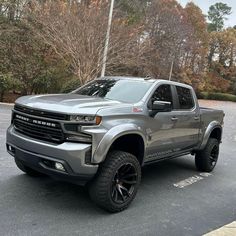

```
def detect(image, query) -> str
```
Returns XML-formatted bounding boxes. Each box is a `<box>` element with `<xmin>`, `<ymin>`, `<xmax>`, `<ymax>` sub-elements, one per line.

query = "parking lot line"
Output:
<box><xmin>173</xmin><ymin>173</ymin><xmax>212</xmax><ymax>189</ymax></box>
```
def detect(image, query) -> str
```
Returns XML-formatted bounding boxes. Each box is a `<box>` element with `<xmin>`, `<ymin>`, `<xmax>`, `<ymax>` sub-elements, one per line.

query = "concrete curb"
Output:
<box><xmin>0</xmin><ymin>102</ymin><xmax>14</xmax><ymax>106</ymax></box>
<box><xmin>204</xmin><ymin>221</ymin><xmax>236</xmax><ymax>236</ymax></box>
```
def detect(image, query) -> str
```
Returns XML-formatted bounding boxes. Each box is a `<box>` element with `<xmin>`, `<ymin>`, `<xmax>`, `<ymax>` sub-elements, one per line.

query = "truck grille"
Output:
<box><xmin>13</xmin><ymin>112</ymin><xmax>64</xmax><ymax>144</ymax></box>
<box><xmin>14</xmin><ymin>105</ymin><xmax>69</xmax><ymax>121</ymax></box>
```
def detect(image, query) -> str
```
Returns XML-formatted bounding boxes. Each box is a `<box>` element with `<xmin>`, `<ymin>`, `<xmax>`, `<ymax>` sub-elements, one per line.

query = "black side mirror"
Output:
<box><xmin>152</xmin><ymin>101</ymin><xmax>172</xmax><ymax>112</ymax></box>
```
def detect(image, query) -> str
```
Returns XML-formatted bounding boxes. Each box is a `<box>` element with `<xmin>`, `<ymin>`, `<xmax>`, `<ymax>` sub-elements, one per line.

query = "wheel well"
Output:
<box><xmin>109</xmin><ymin>134</ymin><xmax>145</xmax><ymax>165</ymax></box>
<box><xmin>210</xmin><ymin>128</ymin><xmax>222</xmax><ymax>142</ymax></box>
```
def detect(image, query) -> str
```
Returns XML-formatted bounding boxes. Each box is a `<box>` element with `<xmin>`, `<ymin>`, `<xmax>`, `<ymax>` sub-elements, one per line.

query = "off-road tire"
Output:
<box><xmin>15</xmin><ymin>158</ymin><xmax>44</xmax><ymax>177</ymax></box>
<box><xmin>195</xmin><ymin>138</ymin><xmax>219</xmax><ymax>172</ymax></box>
<box><xmin>89</xmin><ymin>151</ymin><xmax>141</xmax><ymax>213</ymax></box>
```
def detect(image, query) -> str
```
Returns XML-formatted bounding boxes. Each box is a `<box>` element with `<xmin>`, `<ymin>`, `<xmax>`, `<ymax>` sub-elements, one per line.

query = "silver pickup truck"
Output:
<box><xmin>6</xmin><ymin>77</ymin><xmax>224</xmax><ymax>212</ymax></box>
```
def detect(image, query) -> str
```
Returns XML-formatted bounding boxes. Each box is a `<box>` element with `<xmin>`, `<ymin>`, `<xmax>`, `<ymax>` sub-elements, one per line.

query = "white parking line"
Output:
<box><xmin>173</xmin><ymin>173</ymin><xmax>212</xmax><ymax>189</ymax></box>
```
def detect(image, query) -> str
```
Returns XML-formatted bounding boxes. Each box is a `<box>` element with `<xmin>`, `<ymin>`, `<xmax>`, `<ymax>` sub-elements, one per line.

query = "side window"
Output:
<box><xmin>151</xmin><ymin>84</ymin><xmax>173</xmax><ymax>107</ymax></box>
<box><xmin>176</xmin><ymin>86</ymin><xmax>194</xmax><ymax>110</ymax></box>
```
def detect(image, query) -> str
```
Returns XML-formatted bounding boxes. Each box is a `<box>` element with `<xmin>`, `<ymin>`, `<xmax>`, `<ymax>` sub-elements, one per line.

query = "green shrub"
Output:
<box><xmin>199</xmin><ymin>92</ymin><xmax>236</xmax><ymax>102</ymax></box>
<box><xmin>0</xmin><ymin>73</ymin><xmax>20</xmax><ymax>102</ymax></box>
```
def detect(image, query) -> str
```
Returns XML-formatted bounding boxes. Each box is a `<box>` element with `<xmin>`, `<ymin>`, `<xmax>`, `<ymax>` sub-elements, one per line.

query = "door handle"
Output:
<box><xmin>171</xmin><ymin>117</ymin><xmax>178</xmax><ymax>121</ymax></box>
<box><xmin>194</xmin><ymin>116</ymin><xmax>200</xmax><ymax>120</ymax></box>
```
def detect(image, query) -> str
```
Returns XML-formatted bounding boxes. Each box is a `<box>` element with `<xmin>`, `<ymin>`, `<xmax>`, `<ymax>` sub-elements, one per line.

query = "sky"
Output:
<box><xmin>178</xmin><ymin>0</ymin><xmax>236</xmax><ymax>27</ymax></box>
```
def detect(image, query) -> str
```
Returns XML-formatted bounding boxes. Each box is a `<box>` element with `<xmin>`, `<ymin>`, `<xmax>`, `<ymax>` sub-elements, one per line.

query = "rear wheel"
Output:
<box><xmin>15</xmin><ymin>158</ymin><xmax>44</xmax><ymax>177</ymax></box>
<box><xmin>195</xmin><ymin>138</ymin><xmax>219</xmax><ymax>172</ymax></box>
<box><xmin>89</xmin><ymin>151</ymin><xmax>141</xmax><ymax>213</ymax></box>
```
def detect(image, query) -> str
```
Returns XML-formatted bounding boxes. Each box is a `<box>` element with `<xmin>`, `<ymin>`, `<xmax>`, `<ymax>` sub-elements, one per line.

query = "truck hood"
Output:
<box><xmin>15</xmin><ymin>94</ymin><xmax>125</xmax><ymax>115</ymax></box>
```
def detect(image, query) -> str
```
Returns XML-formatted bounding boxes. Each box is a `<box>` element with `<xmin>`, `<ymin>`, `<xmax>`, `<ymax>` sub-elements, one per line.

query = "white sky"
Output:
<box><xmin>178</xmin><ymin>0</ymin><xmax>236</xmax><ymax>27</ymax></box>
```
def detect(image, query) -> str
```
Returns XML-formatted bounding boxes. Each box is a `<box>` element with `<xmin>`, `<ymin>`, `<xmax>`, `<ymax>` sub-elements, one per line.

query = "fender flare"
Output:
<box><xmin>92</xmin><ymin>124</ymin><xmax>146</xmax><ymax>164</ymax></box>
<box><xmin>199</xmin><ymin>121</ymin><xmax>222</xmax><ymax>150</ymax></box>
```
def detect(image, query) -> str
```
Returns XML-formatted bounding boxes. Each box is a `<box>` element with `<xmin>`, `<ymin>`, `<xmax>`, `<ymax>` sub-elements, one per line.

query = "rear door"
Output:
<box><xmin>170</xmin><ymin>85</ymin><xmax>200</xmax><ymax>152</ymax></box>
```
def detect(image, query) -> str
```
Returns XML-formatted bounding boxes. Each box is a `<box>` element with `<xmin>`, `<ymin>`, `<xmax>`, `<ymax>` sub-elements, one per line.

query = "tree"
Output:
<box><xmin>208</xmin><ymin>2</ymin><xmax>232</xmax><ymax>32</ymax></box>
<box><xmin>206</xmin><ymin>28</ymin><xmax>236</xmax><ymax>94</ymax></box>
<box><xmin>0</xmin><ymin>0</ymin><xmax>74</xmax><ymax>95</ymax></box>
<box><xmin>143</xmin><ymin>0</ymin><xmax>194</xmax><ymax>78</ymax></box>
<box><xmin>203</xmin><ymin>71</ymin><xmax>230</xmax><ymax>93</ymax></box>
<box><xmin>29</xmin><ymin>0</ymin><xmax>144</xmax><ymax>84</ymax></box>
<box><xmin>207</xmin><ymin>3</ymin><xmax>232</xmax><ymax>69</ymax></box>
<box><xmin>0</xmin><ymin>73</ymin><xmax>15</xmax><ymax>102</ymax></box>
<box><xmin>114</xmin><ymin>0</ymin><xmax>147</xmax><ymax>24</ymax></box>
<box><xmin>184</xmin><ymin>2</ymin><xmax>209</xmax><ymax>74</ymax></box>
<box><xmin>0</xmin><ymin>0</ymin><xmax>235</xmax><ymax>99</ymax></box>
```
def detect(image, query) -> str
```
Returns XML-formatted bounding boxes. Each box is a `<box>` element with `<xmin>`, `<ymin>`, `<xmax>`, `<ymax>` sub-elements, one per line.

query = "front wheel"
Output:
<box><xmin>89</xmin><ymin>151</ymin><xmax>141</xmax><ymax>213</ymax></box>
<box><xmin>195</xmin><ymin>138</ymin><xmax>220</xmax><ymax>172</ymax></box>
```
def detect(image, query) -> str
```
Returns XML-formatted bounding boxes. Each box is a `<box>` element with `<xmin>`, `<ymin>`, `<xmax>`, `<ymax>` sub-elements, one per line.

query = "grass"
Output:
<box><xmin>199</xmin><ymin>92</ymin><xmax>236</xmax><ymax>102</ymax></box>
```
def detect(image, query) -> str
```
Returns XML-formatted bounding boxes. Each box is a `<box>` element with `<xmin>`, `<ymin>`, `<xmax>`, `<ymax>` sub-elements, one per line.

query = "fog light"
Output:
<box><xmin>7</xmin><ymin>145</ymin><xmax>15</xmax><ymax>154</ymax></box>
<box><xmin>55</xmin><ymin>162</ymin><xmax>65</xmax><ymax>172</ymax></box>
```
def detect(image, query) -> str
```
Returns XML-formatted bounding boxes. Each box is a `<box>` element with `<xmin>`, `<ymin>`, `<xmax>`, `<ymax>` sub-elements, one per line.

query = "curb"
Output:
<box><xmin>204</xmin><ymin>221</ymin><xmax>236</xmax><ymax>236</ymax></box>
<box><xmin>0</xmin><ymin>102</ymin><xmax>14</xmax><ymax>106</ymax></box>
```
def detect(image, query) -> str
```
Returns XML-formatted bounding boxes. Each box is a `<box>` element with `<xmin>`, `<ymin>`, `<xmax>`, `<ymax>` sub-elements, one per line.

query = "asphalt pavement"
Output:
<box><xmin>0</xmin><ymin>100</ymin><xmax>235</xmax><ymax>236</ymax></box>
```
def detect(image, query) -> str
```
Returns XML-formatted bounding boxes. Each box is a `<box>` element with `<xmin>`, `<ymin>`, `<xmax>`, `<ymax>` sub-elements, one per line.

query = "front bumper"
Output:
<box><xmin>6</xmin><ymin>126</ymin><xmax>98</xmax><ymax>185</ymax></box>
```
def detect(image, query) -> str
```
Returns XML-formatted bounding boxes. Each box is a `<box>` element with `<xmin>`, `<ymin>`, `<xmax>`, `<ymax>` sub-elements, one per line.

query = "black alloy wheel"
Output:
<box><xmin>195</xmin><ymin>138</ymin><xmax>220</xmax><ymax>172</ymax></box>
<box><xmin>209</xmin><ymin>144</ymin><xmax>219</xmax><ymax>168</ymax></box>
<box><xmin>111</xmin><ymin>163</ymin><xmax>138</xmax><ymax>204</ymax></box>
<box><xmin>89</xmin><ymin>151</ymin><xmax>141</xmax><ymax>212</ymax></box>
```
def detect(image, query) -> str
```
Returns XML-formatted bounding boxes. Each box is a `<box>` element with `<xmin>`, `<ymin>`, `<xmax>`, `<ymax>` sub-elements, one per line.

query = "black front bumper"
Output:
<box><xmin>7</xmin><ymin>144</ymin><xmax>95</xmax><ymax>185</ymax></box>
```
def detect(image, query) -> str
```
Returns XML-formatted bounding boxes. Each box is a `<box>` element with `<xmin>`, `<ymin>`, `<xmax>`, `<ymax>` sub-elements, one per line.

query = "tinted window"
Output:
<box><xmin>151</xmin><ymin>84</ymin><xmax>173</xmax><ymax>106</ymax></box>
<box><xmin>176</xmin><ymin>86</ymin><xmax>194</xmax><ymax>109</ymax></box>
<box><xmin>73</xmin><ymin>79</ymin><xmax>153</xmax><ymax>103</ymax></box>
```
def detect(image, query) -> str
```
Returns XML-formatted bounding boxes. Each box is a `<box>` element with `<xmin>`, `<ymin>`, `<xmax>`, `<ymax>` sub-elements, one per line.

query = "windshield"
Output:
<box><xmin>73</xmin><ymin>79</ymin><xmax>153</xmax><ymax>103</ymax></box>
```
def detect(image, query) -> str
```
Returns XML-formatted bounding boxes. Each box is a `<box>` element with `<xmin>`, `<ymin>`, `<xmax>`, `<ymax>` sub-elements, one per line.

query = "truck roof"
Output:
<box><xmin>99</xmin><ymin>76</ymin><xmax>193</xmax><ymax>89</ymax></box>
<box><xmin>99</xmin><ymin>76</ymin><xmax>156</xmax><ymax>83</ymax></box>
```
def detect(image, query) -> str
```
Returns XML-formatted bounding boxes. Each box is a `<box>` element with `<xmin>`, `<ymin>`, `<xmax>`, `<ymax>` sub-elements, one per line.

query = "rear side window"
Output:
<box><xmin>176</xmin><ymin>86</ymin><xmax>194</xmax><ymax>110</ymax></box>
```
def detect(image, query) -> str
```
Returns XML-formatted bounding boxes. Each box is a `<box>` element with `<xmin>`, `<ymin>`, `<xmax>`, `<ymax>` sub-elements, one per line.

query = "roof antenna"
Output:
<box><xmin>145</xmin><ymin>75</ymin><xmax>152</xmax><ymax>80</ymax></box>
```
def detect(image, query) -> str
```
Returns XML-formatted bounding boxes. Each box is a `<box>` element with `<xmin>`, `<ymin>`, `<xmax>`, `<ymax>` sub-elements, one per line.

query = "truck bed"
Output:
<box><xmin>199</xmin><ymin>107</ymin><xmax>224</xmax><ymax>144</ymax></box>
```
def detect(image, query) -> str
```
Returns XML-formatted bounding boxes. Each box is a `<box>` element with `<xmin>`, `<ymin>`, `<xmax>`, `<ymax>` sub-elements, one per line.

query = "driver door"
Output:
<box><xmin>145</xmin><ymin>84</ymin><xmax>177</xmax><ymax>162</ymax></box>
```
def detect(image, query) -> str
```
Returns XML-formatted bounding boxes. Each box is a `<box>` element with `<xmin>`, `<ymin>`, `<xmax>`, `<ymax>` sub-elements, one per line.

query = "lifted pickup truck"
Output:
<box><xmin>6</xmin><ymin>77</ymin><xmax>224</xmax><ymax>212</ymax></box>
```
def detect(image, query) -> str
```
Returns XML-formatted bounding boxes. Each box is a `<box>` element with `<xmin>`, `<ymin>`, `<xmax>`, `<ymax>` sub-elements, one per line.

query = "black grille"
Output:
<box><xmin>14</xmin><ymin>105</ymin><xmax>69</xmax><ymax>121</ymax></box>
<box><xmin>13</xmin><ymin>113</ymin><xmax>64</xmax><ymax>144</ymax></box>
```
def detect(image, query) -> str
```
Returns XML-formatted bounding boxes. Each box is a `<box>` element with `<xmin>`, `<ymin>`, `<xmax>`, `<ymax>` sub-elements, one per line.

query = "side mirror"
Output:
<box><xmin>152</xmin><ymin>101</ymin><xmax>172</xmax><ymax>112</ymax></box>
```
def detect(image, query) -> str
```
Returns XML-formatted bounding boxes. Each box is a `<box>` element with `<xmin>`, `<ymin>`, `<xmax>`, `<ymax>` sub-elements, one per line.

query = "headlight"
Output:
<box><xmin>64</xmin><ymin>124</ymin><xmax>93</xmax><ymax>143</ymax></box>
<box><xmin>69</xmin><ymin>115</ymin><xmax>102</xmax><ymax>125</ymax></box>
